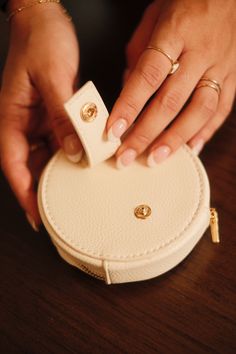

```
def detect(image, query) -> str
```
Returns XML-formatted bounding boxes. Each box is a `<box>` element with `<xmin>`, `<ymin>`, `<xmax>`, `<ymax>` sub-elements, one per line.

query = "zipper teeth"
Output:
<box><xmin>79</xmin><ymin>264</ymin><xmax>105</xmax><ymax>281</ymax></box>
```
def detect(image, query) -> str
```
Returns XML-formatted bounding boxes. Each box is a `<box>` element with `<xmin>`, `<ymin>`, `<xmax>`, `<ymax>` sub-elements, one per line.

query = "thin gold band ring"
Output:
<box><xmin>199</xmin><ymin>77</ymin><xmax>221</xmax><ymax>91</ymax></box>
<box><xmin>196</xmin><ymin>78</ymin><xmax>221</xmax><ymax>96</ymax></box>
<box><xmin>146</xmin><ymin>45</ymin><xmax>180</xmax><ymax>75</ymax></box>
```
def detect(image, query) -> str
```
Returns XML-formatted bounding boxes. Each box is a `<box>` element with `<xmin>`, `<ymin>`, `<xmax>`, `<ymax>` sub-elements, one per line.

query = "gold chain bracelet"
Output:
<box><xmin>7</xmin><ymin>0</ymin><xmax>71</xmax><ymax>22</ymax></box>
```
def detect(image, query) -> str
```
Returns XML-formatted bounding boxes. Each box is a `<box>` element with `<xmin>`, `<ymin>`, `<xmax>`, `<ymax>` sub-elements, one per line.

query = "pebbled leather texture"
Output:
<box><xmin>64</xmin><ymin>81</ymin><xmax>121</xmax><ymax>166</ymax></box>
<box><xmin>38</xmin><ymin>82</ymin><xmax>210</xmax><ymax>284</ymax></box>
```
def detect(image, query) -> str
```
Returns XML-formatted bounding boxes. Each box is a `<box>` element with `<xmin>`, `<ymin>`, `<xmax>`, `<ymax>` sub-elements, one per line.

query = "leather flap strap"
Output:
<box><xmin>64</xmin><ymin>81</ymin><xmax>121</xmax><ymax>166</ymax></box>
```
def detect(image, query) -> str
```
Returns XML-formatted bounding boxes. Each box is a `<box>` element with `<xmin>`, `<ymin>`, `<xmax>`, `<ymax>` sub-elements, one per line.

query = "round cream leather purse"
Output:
<box><xmin>38</xmin><ymin>82</ymin><xmax>219</xmax><ymax>284</ymax></box>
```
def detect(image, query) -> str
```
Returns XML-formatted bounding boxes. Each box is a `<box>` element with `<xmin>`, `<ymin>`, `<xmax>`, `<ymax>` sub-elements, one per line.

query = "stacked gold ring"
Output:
<box><xmin>146</xmin><ymin>45</ymin><xmax>180</xmax><ymax>75</ymax></box>
<box><xmin>196</xmin><ymin>77</ymin><xmax>221</xmax><ymax>96</ymax></box>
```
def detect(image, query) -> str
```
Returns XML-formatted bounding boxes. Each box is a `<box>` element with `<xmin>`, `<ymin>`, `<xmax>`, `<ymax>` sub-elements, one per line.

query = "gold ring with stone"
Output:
<box><xmin>196</xmin><ymin>78</ymin><xmax>221</xmax><ymax>97</ymax></box>
<box><xmin>146</xmin><ymin>45</ymin><xmax>180</xmax><ymax>75</ymax></box>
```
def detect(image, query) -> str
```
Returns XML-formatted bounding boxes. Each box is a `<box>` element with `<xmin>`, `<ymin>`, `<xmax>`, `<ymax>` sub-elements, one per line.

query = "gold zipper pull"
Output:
<box><xmin>210</xmin><ymin>208</ymin><xmax>220</xmax><ymax>243</ymax></box>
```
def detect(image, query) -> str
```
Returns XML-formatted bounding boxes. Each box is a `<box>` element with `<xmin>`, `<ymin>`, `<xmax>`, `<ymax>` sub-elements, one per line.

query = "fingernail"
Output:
<box><xmin>116</xmin><ymin>149</ymin><xmax>137</xmax><ymax>169</ymax></box>
<box><xmin>108</xmin><ymin>118</ymin><xmax>127</xmax><ymax>142</ymax></box>
<box><xmin>26</xmin><ymin>213</ymin><xmax>39</xmax><ymax>232</ymax></box>
<box><xmin>191</xmin><ymin>139</ymin><xmax>204</xmax><ymax>156</ymax></box>
<box><xmin>147</xmin><ymin>145</ymin><xmax>171</xmax><ymax>167</ymax></box>
<box><xmin>66</xmin><ymin>150</ymin><xmax>83</xmax><ymax>163</ymax></box>
<box><xmin>63</xmin><ymin>134</ymin><xmax>83</xmax><ymax>163</ymax></box>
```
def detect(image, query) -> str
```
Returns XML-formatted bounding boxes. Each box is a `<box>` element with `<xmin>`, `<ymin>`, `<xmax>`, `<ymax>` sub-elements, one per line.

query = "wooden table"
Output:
<box><xmin>0</xmin><ymin>1</ymin><xmax>236</xmax><ymax>353</ymax></box>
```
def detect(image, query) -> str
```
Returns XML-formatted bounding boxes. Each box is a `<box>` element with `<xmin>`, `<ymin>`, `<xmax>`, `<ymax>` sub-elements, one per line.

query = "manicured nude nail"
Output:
<box><xmin>191</xmin><ymin>139</ymin><xmax>204</xmax><ymax>156</ymax></box>
<box><xmin>66</xmin><ymin>150</ymin><xmax>83</xmax><ymax>163</ymax></box>
<box><xmin>147</xmin><ymin>145</ymin><xmax>171</xmax><ymax>167</ymax></box>
<box><xmin>116</xmin><ymin>149</ymin><xmax>137</xmax><ymax>169</ymax></box>
<box><xmin>108</xmin><ymin>118</ymin><xmax>127</xmax><ymax>142</ymax></box>
<box><xmin>63</xmin><ymin>134</ymin><xmax>83</xmax><ymax>163</ymax></box>
<box><xmin>26</xmin><ymin>213</ymin><xmax>39</xmax><ymax>232</ymax></box>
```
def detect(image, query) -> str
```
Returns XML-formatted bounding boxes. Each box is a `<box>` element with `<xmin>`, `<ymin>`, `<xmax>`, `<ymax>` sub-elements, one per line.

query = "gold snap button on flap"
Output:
<box><xmin>81</xmin><ymin>102</ymin><xmax>97</xmax><ymax>122</ymax></box>
<box><xmin>134</xmin><ymin>204</ymin><xmax>152</xmax><ymax>219</ymax></box>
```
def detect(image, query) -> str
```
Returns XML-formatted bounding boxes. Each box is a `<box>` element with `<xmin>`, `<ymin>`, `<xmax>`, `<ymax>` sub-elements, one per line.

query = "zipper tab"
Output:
<box><xmin>210</xmin><ymin>208</ymin><xmax>220</xmax><ymax>243</ymax></box>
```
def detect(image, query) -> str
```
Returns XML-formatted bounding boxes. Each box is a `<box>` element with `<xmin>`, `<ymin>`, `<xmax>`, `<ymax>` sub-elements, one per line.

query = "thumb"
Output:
<box><xmin>36</xmin><ymin>70</ymin><xmax>83</xmax><ymax>163</ymax></box>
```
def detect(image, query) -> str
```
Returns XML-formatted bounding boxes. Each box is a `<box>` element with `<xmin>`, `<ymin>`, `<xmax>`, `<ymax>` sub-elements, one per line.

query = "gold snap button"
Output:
<box><xmin>81</xmin><ymin>102</ymin><xmax>97</xmax><ymax>122</ymax></box>
<box><xmin>134</xmin><ymin>204</ymin><xmax>152</xmax><ymax>219</ymax></box>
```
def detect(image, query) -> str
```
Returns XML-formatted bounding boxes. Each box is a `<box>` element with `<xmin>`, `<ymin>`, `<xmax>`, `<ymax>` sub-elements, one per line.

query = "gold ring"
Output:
<box><xmin>199</xmin><ymin>76</ymin><xmax>221</xmax><ymax>93</ymax></box>
<box><xmin>196</xmin><ymin>78</ymin><xmax>221</xmax><ymax>96</ymax></box>
<box><xmin>199</xmin><ymin>77</ymin><xmax>221</xmax><ymax>90</ymax></box>
<box><xmin>146</xmin><ymin>45</ymin><xmax>180</xmax><ymax>75</ymax></box>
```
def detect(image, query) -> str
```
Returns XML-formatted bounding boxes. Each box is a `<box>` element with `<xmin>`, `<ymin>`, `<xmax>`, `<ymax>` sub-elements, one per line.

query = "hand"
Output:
<box><xmin>107</xmin><ymin>0</ymin><xmax>236</xmax><ymax>168</ymax></box>
<box><xmin>0</xmin><ymin>1</ymin><xmax>81</xmax><ymax>229</ymax></box>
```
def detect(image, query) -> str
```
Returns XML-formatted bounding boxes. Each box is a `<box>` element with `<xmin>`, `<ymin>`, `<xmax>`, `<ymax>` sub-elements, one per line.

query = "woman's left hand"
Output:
<box><xmin>106</xmin><ymin>0</ymin><xmax>236</xmax><ymax>168</ymax></box>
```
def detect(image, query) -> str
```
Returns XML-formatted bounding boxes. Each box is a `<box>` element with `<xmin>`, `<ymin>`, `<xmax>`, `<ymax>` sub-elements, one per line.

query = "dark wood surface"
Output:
<box><xmin>0</xmin><ymin>1</ymin><xmax>236</xmax><ymax>353</ymax></box>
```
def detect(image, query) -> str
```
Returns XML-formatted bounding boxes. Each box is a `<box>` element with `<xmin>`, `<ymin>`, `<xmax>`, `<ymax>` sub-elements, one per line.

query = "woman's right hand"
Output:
<box><xmin>0</xmin><ymin>1</ymin><xmax>81</xmax><ymax>230</ymax></box>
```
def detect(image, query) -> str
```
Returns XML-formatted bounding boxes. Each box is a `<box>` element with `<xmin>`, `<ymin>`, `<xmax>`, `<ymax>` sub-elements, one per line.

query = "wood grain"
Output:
<box><xmin>0</xmin><ymin>1</ymin><xmax>235</xmax><ymax>353</ymax></box>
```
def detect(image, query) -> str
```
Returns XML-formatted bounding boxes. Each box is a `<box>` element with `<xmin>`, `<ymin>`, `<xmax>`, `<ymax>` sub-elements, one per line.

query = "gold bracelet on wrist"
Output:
<box><xmin>6</xmin><ymin>0</ymin><xmax>72</xmax><ymax>22</ymax></box>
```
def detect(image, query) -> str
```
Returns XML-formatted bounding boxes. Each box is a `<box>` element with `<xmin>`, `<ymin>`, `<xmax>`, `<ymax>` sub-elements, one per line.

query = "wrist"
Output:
<box><xmin>7</xmin><ymin>0</ymin><xmax>65</xmax><ymax>23</ymax></box>
<box><xmin>7</xmin><ymin>1</ymin><xmax>69</xmax><ymax>43</ymax></box>
<box><xmin>7</xmin><ymin>0</ymin><xmax>60</xmax><ymax>11</ymax></box>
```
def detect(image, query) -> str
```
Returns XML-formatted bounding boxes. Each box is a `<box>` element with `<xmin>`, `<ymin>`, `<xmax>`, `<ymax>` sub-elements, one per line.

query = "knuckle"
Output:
<box><xmin>119</xmin><ymin>94</ymin><xmax>140</xmax><ymax>120</ymax></box>
<box><xmin>157</xmin><ymin>89</ymin><xmax>183</xmax><ymax>115</ymax></box>
<box><xmin>34</xmin><ymin>60</ymin><xmax>58</xmax><ymax>84</ymax></box>
<box><xmin>137</xmin><ymin>63</ymin><xmax>163</xmax><ymax>89</ymax></box>
<box><xmin>37</xmin><ymin>61</ymin><xmax>74</xmax><ymax>92</ymax></box>
<box><xmin>47</xmin><ymin>68</ymin><xmax>63</xmax><ymax>89</ymax></box>
<box><xmin>133</xmin><ymin>132</ymin><xmax>151</xmax><ymax>147</ymax></box>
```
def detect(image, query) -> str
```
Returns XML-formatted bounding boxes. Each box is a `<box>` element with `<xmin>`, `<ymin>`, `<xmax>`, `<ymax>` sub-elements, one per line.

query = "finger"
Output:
<box><xmin>125</xmin><ymin>1</ymin><xmax>163</xmax><ymax>72</ymax></box>
<box><xmin>28</xmin><ymin>145</ymin><xmax>51</xmax><ymax>183</ymax></box>
<box><xmin>115</xmin><ymin>52</ymin><xmax>207</xmax><ymax>167</ymax></box>
<box><xmin>34</xmin><ymin>68</ymin><xmax>83</xmax><ymax>163</ymax></box>
<box><xmin>146</xmin><ymin>83</ymin><xmax>220</xmax><ymax>166</ymax></box>
<box><xmin>107</xmin><ymin>28</ymin><xmax>184</xmax><ymax>142</ymax></box>
<box><xmin>47</xmin><ymin>132</ymin><xmax>60</xmax><ymax>154</ymax></box>
<box><xmin>32</xmin><ymin>109</ymin><xmax>60</xmax><ymax>154</ymax></box>
<box><xmin>122</xmin><ymin>69</ymin><xmax>131</xmax><ymax>85</ymax></box>
<box><xmin>0</xmin><ymin>123</ymin><xmax>41</xmax><ymax>230</ymax></box>
<box><xmin>28</xmin><ymin>141</ymin><xmax>51</xmax><ymax>182</ymax></box>
<box><xmin>189</xmin><ymin>75</ymin><xmax>236</xmax><ymax>154</ymax></box>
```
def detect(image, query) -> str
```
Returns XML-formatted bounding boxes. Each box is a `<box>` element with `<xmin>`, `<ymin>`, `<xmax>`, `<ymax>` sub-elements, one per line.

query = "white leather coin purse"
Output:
<box><xmin>38</xmin><ymin>81</ymin><xmax>219</xmax><ymax>284</ymax></box>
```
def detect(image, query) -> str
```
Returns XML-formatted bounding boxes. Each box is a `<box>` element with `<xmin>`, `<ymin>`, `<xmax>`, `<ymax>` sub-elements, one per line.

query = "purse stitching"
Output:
<box><xmin>42</xmin><ymin>145</ymin><xmax>204</xmax><ymax>260</ymax></box>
